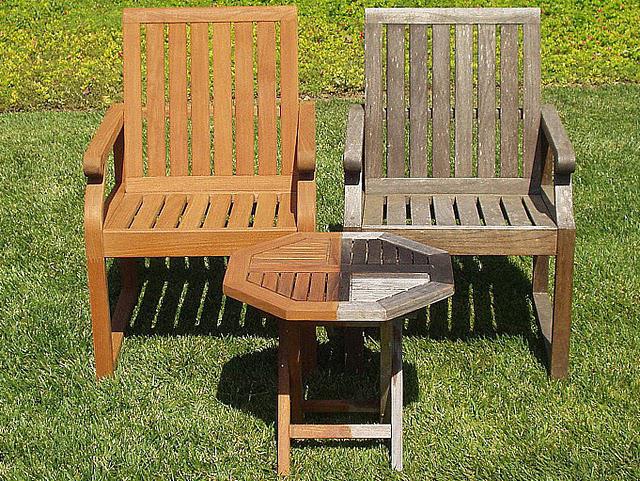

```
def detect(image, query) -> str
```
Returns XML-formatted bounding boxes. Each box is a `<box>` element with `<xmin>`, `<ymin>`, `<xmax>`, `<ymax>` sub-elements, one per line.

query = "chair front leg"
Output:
<box><xmin>85</xmin><ymin>183</ymin><xmax>114</xmax><ymax>378</ymax></box>
<box><xmin>550</xmin><ymin>228</ymin><xmax>575</xmax><ymax>379</ymax></box>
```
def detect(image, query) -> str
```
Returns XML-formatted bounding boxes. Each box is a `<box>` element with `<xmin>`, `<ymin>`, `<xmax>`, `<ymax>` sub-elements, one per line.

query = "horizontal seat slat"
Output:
<box><xmin>179</xmin><ymin>194</ymin><xmax>209</xmax><ymax>229</ymax></box>
<box><xmin>478</xmin><ymin>195</ymin><xmax>506</xmax><ymax>226</ymax></box>
<box><xmin>155</xmin><ymin>193</ymin><xmax>187</xmax><ymax>228</ymax></box>
<box><xmin>130</xmin><ymin>194</ymin><xmax>164</xmax><ymax>230</ymax></box>
<box><xmin>362</xmin><ymin>193</ymin><xmax>555</xmax><ymax>231</ymax></box>
<box><xmin>366</xmin><ymin>178</ymin><xmax>533</xmax><ymax>195</ymax></box>
<box><xmin>202</xmin><ymin>193</ymin><xmax>232</xmax><ymax>229</ymax></box>
<box><xmin>228</xmin><ymin>193</ymin><xmax>255</xmax><ymax>228</ymax></box>
<box><xmin>253</xmin><ymin>193</ymin><xmax>278</xmax><ymax>228</ymax></box>
<box><xmin>126</xmin><ymin>175</ymin><xmax>294</xmax><ymax>193</ymax></box>
<box><xmin>456</xmin><ymin>195</ymin><xmax>481</xmax><ymax>226</ymax></box>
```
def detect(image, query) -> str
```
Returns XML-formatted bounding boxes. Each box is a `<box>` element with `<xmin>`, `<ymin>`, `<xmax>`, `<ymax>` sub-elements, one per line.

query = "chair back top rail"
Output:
<box><xmin>366</xmin><ymin>8</ymin><xmax>539</xmax><ymax>25</ymax></box>
<box><xmin>122</xmin><ymin>6</ymin><xmax>298</xmax><ymax>179</ymax></box>
<box><xmin>364</xmin><ymin>7</ymin><xmax>541</xmax><ymax>185</ymax></box>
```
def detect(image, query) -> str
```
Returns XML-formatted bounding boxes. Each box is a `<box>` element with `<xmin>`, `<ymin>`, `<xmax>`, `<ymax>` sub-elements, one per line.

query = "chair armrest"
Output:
<box><xmin>83</xmin><ymin>103</ymin><xmax>124</xmax><ymax>182</ymax></box>
<box><xmin>343</xmin><ymin>104</ymin><xmax>365</xmax><ymax>175</ymax></box>
<box><xmin>296</xmin><ymin>100</ymin><xmax>315</xmax><ymax>177</ymax></box>
<box><xmin>541</xmin><ymin>104</ymin><xmax>575</xmax><ymax>175</ymax></box>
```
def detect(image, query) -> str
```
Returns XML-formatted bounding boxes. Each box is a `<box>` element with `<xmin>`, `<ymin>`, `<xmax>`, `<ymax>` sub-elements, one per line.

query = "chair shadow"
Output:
<box><xmin>107</xmin><ymin>256</ymin><xmax>276</xmax><ymax>338</ymax></box>
<box><xmin>405</xmin><ymin>255</ymin><xmax>547</xmax><ymax>368</ymax></box>
<box><xmin>216</xmin><ymin>341</ymin><xmax>419</xmax><ymax>431</ymax></box>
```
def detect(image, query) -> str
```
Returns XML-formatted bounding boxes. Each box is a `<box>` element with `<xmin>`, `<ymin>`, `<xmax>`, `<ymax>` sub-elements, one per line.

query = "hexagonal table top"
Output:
<box><xmin>223</xmin><ymin>232</ymin><xmax>454</xmax><ymax>322</ymax></box>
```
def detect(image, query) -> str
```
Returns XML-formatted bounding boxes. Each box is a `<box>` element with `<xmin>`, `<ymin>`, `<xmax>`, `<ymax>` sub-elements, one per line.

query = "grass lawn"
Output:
<box><xmin>0</xmin><ymin>85</ymin><xmax>639</xmax><ymax>480</ymax></box>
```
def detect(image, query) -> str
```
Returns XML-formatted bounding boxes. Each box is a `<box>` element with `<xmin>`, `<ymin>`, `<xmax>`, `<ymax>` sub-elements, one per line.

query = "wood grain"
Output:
<box><xmin>168</xmin><ymin>23</ymin><xmax>188</xmax><ymax>175</ymax></box>
<box><xmin>145</xmin><ymin>23</ymin><xmax>166</xmax><ymax>176</ymax></box>
<box><xmin>234</xmin><ymin>22</ymin><xmax>255</xmax><ymax>175</ymax></box>
<box><xmin>432</xmin><ymin>24</ymin><xmax>451</xmax><ymax>178</ymax></box>
<box><xmin>190</xmin><ymin>23</ymin><xmax>211</xmax><ymax>175</ymax></box>
<box><xmin>257</xmin><ymin>22</ymin><xmax>277</xmax><ymax>175</ymax></box>
<box><xmin>213</xmin><ymin>23</ymin><xmax>233</xmax><ymax>175</ymax></box>
<box><xmin>386</xmin><ymin>24</ymin><xmax>405</xmax><ymax>178</ymax></box>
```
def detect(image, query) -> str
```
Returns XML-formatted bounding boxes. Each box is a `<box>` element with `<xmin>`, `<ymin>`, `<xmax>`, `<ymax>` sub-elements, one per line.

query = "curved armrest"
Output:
<box><xmin>83</xmin><ymin>103</ymin><xmax>124</xmax><ymax>182</ymax></box>
<box><xmin>541</xmin><ymin>104</ymin><xmax>575</xmax><ymax>175</ymax></box>
<box><xmin>296</xmin><ymin>100</ymin><xmax>315</xmax><ymax>177</ymax></box>
<box><xmin>343</xmin><ymin>104</ymin><xmax>365</xmax><ymax>175</ymax></box>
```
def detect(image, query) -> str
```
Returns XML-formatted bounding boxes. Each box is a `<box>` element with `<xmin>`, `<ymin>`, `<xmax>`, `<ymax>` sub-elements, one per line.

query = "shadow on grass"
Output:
<box><xmin>107</xmin><ymin>256</ymin><xmax>276</xmax><ymax>338</ymax></box>
<box><xmin>216</xmin><ymin>342</ymin><xmax>419</xmax><ymax>431</ymax></box>
<box><xmin>107</xmin><ymin>253</ymin><xmax>546</xmax><ymax>371</ymax></box>
<box><xmin>406</xmin><ymin>255</ymin><xmax>547</xmax><ymax>368</ymax></box>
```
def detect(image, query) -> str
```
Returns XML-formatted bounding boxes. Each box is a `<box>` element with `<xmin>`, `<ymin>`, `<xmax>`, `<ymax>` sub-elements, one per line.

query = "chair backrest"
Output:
<box><xmin>122</xmin><ymin>6</ymin><xmax>298</xmax><ymax>178</ymax></box>
<box><xmin>364</xmin><ymin>8</ymin><xmax>541</xmax><ymax>185</ymax></box>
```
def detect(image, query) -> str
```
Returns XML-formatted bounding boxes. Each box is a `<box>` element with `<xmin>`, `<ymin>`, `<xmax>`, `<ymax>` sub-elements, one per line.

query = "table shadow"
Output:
<box><xmin>216</xmin><ymin>341</ymin><xmax>419</xmax><ymax>428</ymax></box>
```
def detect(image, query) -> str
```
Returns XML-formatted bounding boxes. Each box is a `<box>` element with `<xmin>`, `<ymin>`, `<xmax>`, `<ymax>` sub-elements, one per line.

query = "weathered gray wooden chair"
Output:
<box><xmin>343</xmin><ymin>8</ymin><xmax>576</xmax><ymax>378</ymax></box>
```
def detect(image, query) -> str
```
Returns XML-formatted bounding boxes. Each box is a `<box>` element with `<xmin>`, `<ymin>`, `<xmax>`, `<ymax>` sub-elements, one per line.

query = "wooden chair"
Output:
<box><xmin>83</xmin><ymin>6</ymin><xmax>316</xmax><ymax>378</ymax></box>
<box><xmin>343</xmin><ymin>8</ymin><xmax>576</xmax><ymax>378</ymax></box>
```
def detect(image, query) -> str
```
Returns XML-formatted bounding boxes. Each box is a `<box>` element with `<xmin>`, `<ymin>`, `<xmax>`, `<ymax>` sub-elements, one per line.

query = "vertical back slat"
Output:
<box><xmin>431</xmin><ymin>24</ymin><xmax>451</xmax><ymax>178</ymax></box>
<box><xmin>146</xmin><ymin>23</ymin><xmax>166</xmax><ymax>176</ymax></box>
<box><xmin>234</xmin><ymin>22</ymin><xmax>255</xmax><ymax>175</ymax></box>
<box><xmin>499</xmin><ymin>24</ymin><xmax>519</xmax><ymax>177</ymax></box>
<box><xmin>280</xmin><ymin>16</ymin><xmax>299</xmax><ymax>175</ymax></box>
<box><xmin>454</xmin><ymin>24</ymin><xmax>473</xmax><ymax>176</ymax></box>
<box><xmin>123</xmin><ymin>22</ymin><xmax>143</xmax><ymax>177</ymax></box>
<box><xmin>364</xmin><ymin>22</ymin><xmax>383</xmax><ymax>179</ymax></box>
<box><xmin>213</xmin><ymin>23</ymin><xmax>233</xmax><ymax>175</ymax></box>
<box><xmin>477</xmin><ymin>24</ymin><xmax>496</xmax><ymax>178</ymax></box>
<box><xmin>168</xmin><ymin>23</ymin><xmax>188</xmax><ymax>176</ymax></box>
<box><xmin>523</xmin><ymin>22</ymin><xmax>541</xmax><ymax>179</ymax></box>
<box><xmin>257</xmin><ymin>22</ymin><xmax>277</xmax><ymax>175</ymax></box>
<box><xmin>409</xmin><ymin>25</ymin><xmax>428</xmax><ymax>178</ymax></box>
<box><xmin>386</xmin><ymin>24</ymin><xmax>405</xmax><ymax>178</ymax></box>
<box><xmin>190</xmin><ymin>23</ymin><xmax>211</xmax><ymax>175</ymax></box>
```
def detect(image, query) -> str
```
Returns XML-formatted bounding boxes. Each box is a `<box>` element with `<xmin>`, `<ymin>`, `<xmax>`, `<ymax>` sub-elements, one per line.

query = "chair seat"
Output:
<box><xmin>102</xmin><ymin>187</ymin><xmax>297</xmax><ymax>257</ymax></box>
<box><xmin>361</xmin><ymin>193</ymin><xmax>557</xmax><ymax>256</ymax></box>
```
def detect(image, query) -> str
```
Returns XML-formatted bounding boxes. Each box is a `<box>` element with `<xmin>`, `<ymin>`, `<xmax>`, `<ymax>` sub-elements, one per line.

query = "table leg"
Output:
<box><xmin>277</xmin><ymin>320</ymin><xmax>291</xmax><ymax>476</ymax></box>
<box><xmin>344</xmin><ymin>328</ymin><xmax>365</xmax><ymax>373</ymax></box>
<box><xmin>390</xmin><ymin>319</ymin><xmax>403</xmax><ymax>471</ymax></box>
<box><xmin>300</xmin><ymin>325</ymin><xmax>317</xmax><ymax>376</ymax></box>
<box><xmin>288</xmin><ymin>323</ymin><xmax>304</xmax><ymax>423</ymax></box>
<box><xmin>379</xmin><ymin>321</ymin><xmax>392</xmax><ymax>423</ymax></box>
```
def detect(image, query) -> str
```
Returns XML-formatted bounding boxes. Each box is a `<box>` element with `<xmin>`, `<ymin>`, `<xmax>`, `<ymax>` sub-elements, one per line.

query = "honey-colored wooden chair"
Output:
<box><xmin>343</xmin><ymin>8</ymin><xmax>576</xmax><ymax>378</ymax></box>
<box><xmin>83</xmin><ymin>6</ymin><xmax>316</xmax><ymax>378</ymax></box>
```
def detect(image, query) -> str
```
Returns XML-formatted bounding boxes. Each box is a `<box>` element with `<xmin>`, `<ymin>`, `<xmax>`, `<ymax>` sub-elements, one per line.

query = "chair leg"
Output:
<box><xmin>532</xmin><ymin>255</ymin><xmax>550</xmax><ymax>293</ymax></box>
<box><xmin>550</xmin><ymin>229</ymin><xmax>576</xmax><ymax>379</ymax></box>
<box><xmin>87</xmin><ymin>256</ymin><xmax>114</xmax><ymax>379</ymax></box>
<box><xmin>277</xmin><ymin>320</ymin><xmax>292</xmax><ymax>476</ymax></box>
<box><xmin>110</xmin><ymin>258</ymin><xmax>139</xmax><ymax>364</ymax></box>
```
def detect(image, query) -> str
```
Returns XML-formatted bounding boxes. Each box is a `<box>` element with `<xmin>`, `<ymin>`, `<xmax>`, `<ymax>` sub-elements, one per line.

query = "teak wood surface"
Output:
<box><xmin>83</xmin><ymin>6</ymin><xmax>317</xmax><ymax>378</ymax></box>
<box><xmin>345</xmin><ymin>8</ymin><xmax>576</xmax><ymax>378</ymax></box>
<box><xmin>223</xmin><ymin>232</ymin><xmax>454</xmax><ymax>473</ymax></box>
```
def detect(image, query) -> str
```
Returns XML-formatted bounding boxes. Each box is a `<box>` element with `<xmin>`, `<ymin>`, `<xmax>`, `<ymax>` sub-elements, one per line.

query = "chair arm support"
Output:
<box><xmin>296</xmin><ymin>100</ymin><xmax>316</xmax><ymax>178</ymax></box>
<box><xmin>83</xmin><ymin>103</ymin><xmax>124</xmax><ymax>182</ymax></box>
<box><xmin>296</xmin><ymin>179</ymin><xmax>316</xmax><ymax>232</ymax></box>
<box><xmin>343</xmin><ymin>104</ymin><xmax>365</xmax><ymax>175</ymax></box>
<box><xmin>541</xmin><ymin>104</ymin><xmax>575</xmax><ymax>175</ymax></box>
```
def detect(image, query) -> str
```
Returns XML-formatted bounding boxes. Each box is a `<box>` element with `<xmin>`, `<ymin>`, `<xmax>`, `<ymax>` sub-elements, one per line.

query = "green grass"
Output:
<box><xmin>1</xmin><ymin>0</ymin><xmax>640</xmax><ymax>110</ymax></box>
<box><xmin>1</xmin><ymin>85</ymin><xmax>639</xmax><ymax>479</ymax></box>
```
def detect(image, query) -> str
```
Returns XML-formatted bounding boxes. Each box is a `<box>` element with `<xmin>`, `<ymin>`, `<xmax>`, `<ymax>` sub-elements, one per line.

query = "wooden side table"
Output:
<box><xmin>224</xmin><ymin>232</ymin><xmax>454</xmax><ymax>474</ymax></box>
